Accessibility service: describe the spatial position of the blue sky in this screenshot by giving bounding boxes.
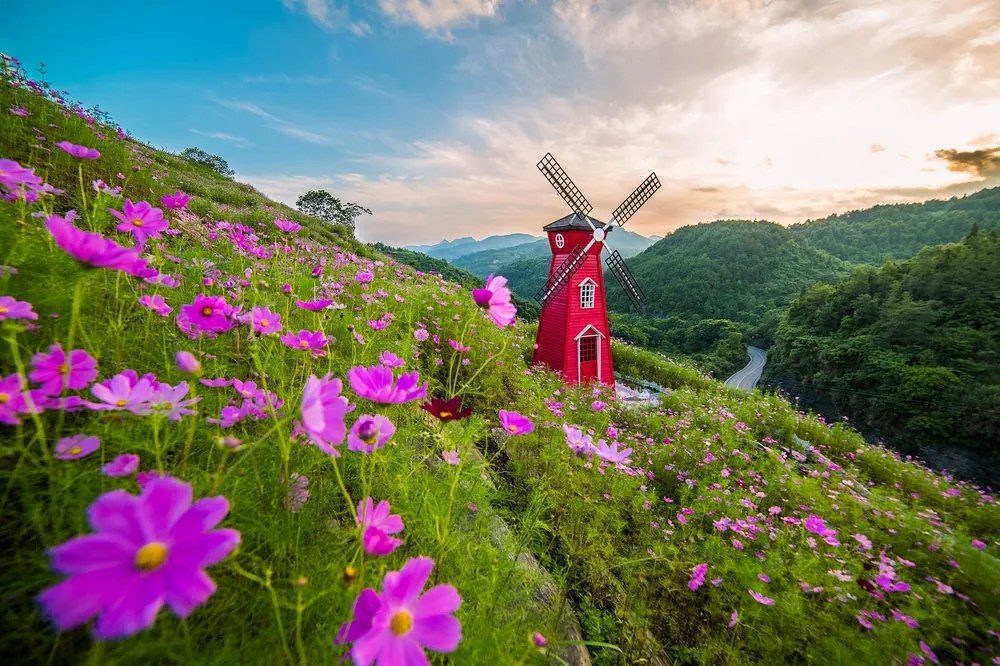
[3,1,999,245]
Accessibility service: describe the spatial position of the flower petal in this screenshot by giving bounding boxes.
[411,613,462,653]
[413,584,461,619]
[49,533,134,574]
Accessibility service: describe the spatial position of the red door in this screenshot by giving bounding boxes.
[578,335,599,383]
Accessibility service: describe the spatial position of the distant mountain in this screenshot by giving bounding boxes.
[605,220,849,322]
[789,187,1000,264]
[406,233,540,262]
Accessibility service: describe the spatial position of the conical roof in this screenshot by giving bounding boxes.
[542,212,612,233]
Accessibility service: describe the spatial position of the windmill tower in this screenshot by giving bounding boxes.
[532,153,659,385]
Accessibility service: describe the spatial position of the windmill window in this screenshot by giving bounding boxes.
[580,336,597,362]
[580,282,595,309]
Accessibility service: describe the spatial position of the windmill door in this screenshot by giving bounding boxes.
[577,333,600,383]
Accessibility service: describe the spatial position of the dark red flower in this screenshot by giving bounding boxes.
[421,397,472,422]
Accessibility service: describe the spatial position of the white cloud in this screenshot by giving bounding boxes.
[281,0,348,29]
[242,73,332,85]
[213,98,337,146]
[377,0,504,31]
[350,20,373,36]
[190,129,252,148]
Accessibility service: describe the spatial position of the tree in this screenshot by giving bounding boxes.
[295,190,372,229]
[180,147,234,177]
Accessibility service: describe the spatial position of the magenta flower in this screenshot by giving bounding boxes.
[355,270,374,284]
[971,539,986,551]
[442,450,460,465]
[281,329,329,353]
[301,374,354,456]
[294,299,333,311]
[46,213,152,276]
[159,191,189,210]
[175,351,202,377]
[498,409,534,435]
[336,557,461,662]
[378,351,405,368]
[688,563,708,591]
[88,372,156,413]
[347,365,428,405]
[356,497,404,556]
[250,306,282,336]
[30,344,98,396]
[285,473,310,513]
[138,294,172,316]
[472,275,516,327]
[178,294,235,335]
[55,140,100,160]
[102,454,140,477]
[0,296,38,321]
[0,373,29,425]
[109,200,169,245]
[594,440,633,464]
[37,477,240,639]
[748,589,775,606]
[9,105,30,117]
[54,435,100,460]
[274,218,301,233]
[348,415,395,453]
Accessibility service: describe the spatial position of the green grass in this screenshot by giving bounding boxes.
[1,59,998,666]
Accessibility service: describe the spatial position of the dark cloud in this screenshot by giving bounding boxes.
[934,146,1000,178]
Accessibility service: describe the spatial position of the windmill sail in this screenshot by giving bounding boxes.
[537,153,594,216]
[610,173,660,227]
[536,245,587,305]
[605,249,645,308]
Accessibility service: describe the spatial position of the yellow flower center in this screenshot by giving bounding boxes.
[59,363,69,374]
[131,218,143,227]
[507,424,518,433]
[135,542,169,572]
[390,610,413,636]
[116,399,127,407]
[201,306,213,316]
[298,339,309,348]
[260,319,269,328]
[0,306,8,314]
[440,411,452,419]
[0,392,9,405]
[68,446,83,456]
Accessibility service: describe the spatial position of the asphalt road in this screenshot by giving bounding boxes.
[725,346,767,390]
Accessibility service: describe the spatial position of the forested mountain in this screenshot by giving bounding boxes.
[606,220,849,322]
[765,230,1000,483]
[406,233,539,261]
[789,187,1000,264]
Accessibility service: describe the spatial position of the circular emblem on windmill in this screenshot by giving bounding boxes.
[555,233,565,248]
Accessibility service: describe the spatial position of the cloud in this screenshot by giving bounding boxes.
[242,73,332,85]
[934,146,1000,178]
[190,129,252,148]
[281,0,348,29]
[377,0,504,31]
[350,20,373,36]
[213,98,337,146]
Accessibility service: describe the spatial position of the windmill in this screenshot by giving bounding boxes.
[531,152,659,385]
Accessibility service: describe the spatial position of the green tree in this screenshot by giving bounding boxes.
[179,147,234,177]
[296,190,372,230]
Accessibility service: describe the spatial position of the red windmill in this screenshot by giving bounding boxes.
[532,153,660,385]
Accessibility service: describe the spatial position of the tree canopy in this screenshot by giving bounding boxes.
[296,190,372,230]
[179,147,234,177]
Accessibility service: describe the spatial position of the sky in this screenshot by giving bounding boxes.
[3,0,1000,245]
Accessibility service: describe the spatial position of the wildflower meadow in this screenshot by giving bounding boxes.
[1,54,998,665]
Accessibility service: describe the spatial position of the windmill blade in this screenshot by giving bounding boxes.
[605,248,646,309]
[536,244,589,305]
[609,172,660,227]
[537,153,594,216]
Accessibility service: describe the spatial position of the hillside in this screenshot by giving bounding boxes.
[789,187,1000,264]
[765,230,1000,484]
[2,58,999,666]
[606,220,849,322]
[406,233,539,261]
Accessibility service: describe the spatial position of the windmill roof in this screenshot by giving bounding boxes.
[543,212,612,232]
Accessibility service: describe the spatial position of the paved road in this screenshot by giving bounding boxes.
[725,346,767,390]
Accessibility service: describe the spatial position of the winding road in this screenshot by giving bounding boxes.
[725,346,767,390]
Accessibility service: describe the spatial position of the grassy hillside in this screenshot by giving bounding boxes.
[789,188,1000,265]
[606,220,849,323]
[2,57,999,666]
[766,230,1000,484]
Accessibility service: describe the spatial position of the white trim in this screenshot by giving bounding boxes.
[574,324,605,340]
[577,277,597,286]
[579,280,595,309]
[554,233,565,248]
[576,333,602,383]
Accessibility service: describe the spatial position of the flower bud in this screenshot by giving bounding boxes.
[175,350,202,377]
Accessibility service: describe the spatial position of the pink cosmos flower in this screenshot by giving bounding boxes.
[87,372,156,413]
[442,450,460,465]
[594,439,633,464]
[355,270,374,284]
[149,381,200,421]
[9,105,30,117]
[472,275,516,327]
[378,351,404,368]
[498,409,534,435]
[175,351,201,377]
[301,374,354,456]
[273,218,301,233]
[336,557,461,663]
[728,611,739,628]
[102,454,140,477]
[250,306,282,336]
[564,424,595,456]
[689,563,708,591]
[748,589,775,606]
[0,296,38,321]
[30,344,98,396]
[54,434,100,460]
[37,477,240,639]
[159,191,190,210]
[46,213,152,276]
[970,539,986,551]
[591,400,606,412]
[178,294,235,335]
[281,329,328,353]
[295,299,333,311]
[347,365,428,405]
[348,415,395,453]
[0,373,30,425]
[356,497,404,556]
[109,200,169,245]
[55,140,100,160]
[138,294,172,316]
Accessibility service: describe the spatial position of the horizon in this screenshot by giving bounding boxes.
[3,0,999,245]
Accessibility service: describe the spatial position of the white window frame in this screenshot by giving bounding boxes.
[574,325,605,382]
[579,278,596,309]
[554,233,565,249]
